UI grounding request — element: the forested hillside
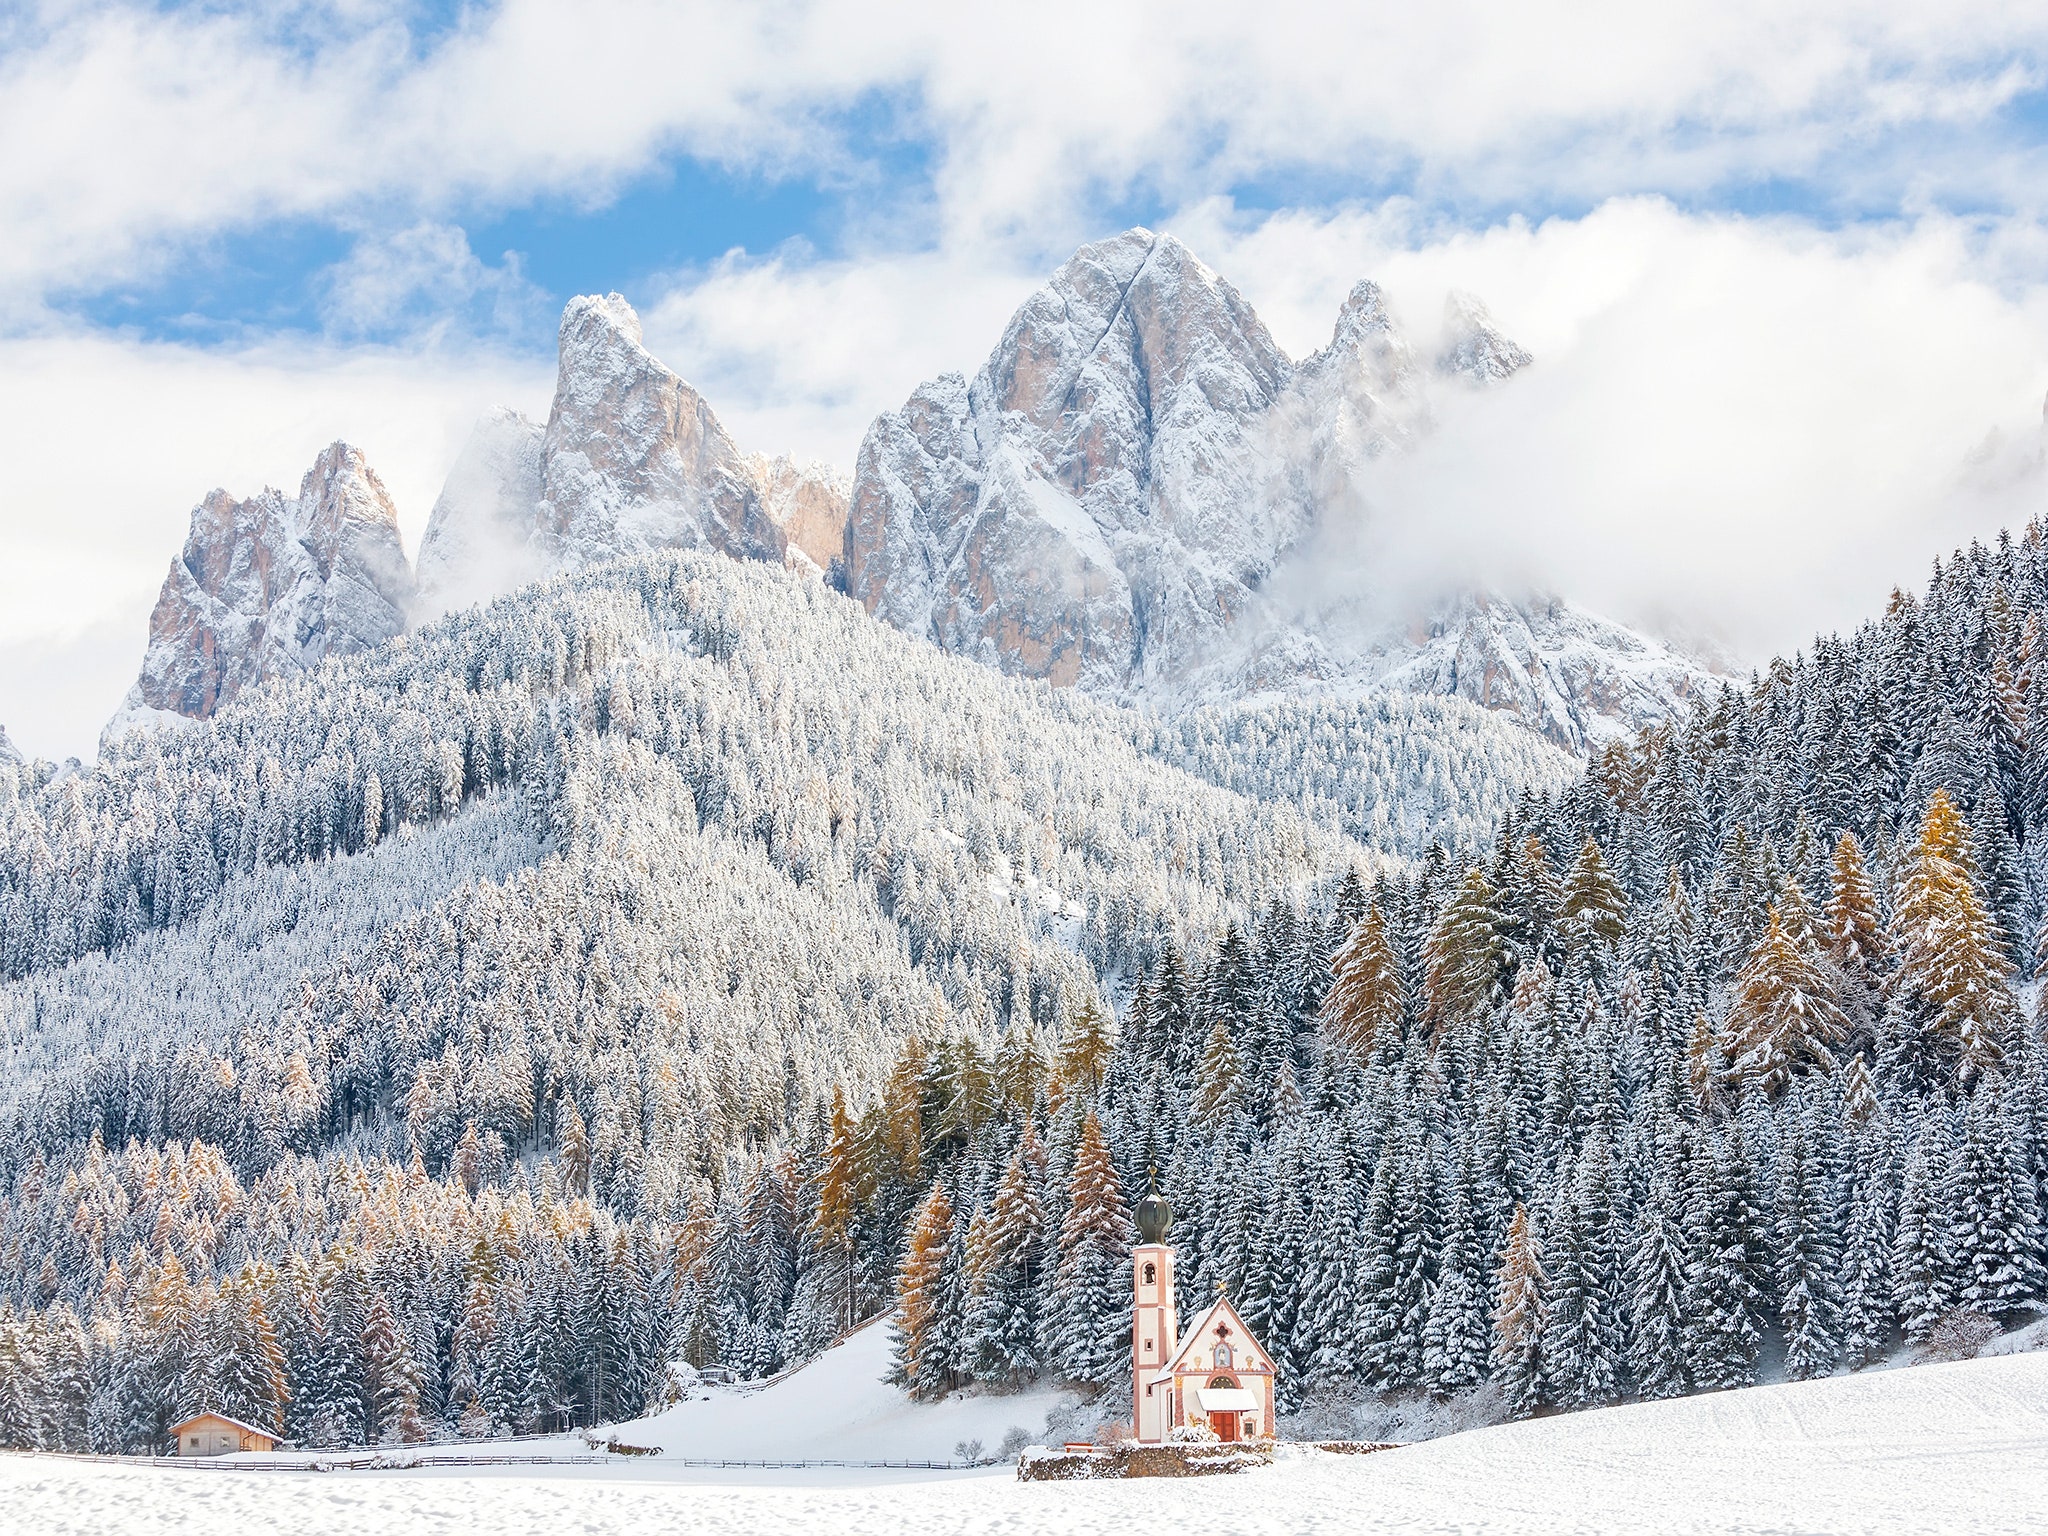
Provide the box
[0,550,1471,1451]
[2,523,2043,1454]
[883,528,2048,1418]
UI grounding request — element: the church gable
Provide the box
[1162,1295,1270,1378]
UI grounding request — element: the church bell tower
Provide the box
[1131,1168,1177,1443]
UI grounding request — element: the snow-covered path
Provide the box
[6,1350,2047,1536]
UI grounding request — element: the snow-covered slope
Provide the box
[107,441,412,738]
[7,1344,2045,1535]
[1193,590,1712,750]
[414,297,851,614]
[607,1317,1074,1462]
[844,229,1714,749]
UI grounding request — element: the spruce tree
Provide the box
[1891,1111,1959,1342]
[1625,1174,1691,1400]
[1774,1123,1842,1380]
[1540,1137,1624,1409]
[1685,1133,1767,1389]
[1951,1088,2045,1314]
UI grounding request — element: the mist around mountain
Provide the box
[106,231,1714,759]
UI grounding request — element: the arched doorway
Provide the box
[1206,1373,1243,1442]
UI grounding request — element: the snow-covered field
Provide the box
[533,1315,1078,1463]
[7,1346,2048,1535]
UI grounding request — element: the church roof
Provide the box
[1159,1293,1271,1376]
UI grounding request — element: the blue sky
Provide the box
[9,0,2048,757]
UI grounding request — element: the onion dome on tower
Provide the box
[1135,1166,1172,1244]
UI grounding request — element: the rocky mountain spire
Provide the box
[414,294,851,615]
[842,228,1710,749]
[846,228,1296,695]
[1438,291,1534,383]
[0,724,19,767]
[108,442,413,737]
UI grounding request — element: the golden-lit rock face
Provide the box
[119,443,412,732]
[842,229,1714,751]
[414,295,850,612]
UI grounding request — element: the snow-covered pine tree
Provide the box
[1540,1135,1624,1408]
[1950,1086,2045,1315]
[1049,1113,1133,1392]
[1891,1107,1959,1343]
[1684,1131,1767,1390]
[1773,1120,1842,1380]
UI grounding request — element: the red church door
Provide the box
[1214,1411,1240,1443]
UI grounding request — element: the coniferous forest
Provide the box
[3,525,2048,1450]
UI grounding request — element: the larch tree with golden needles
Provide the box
[1055,996,1115,1107]
[1492,1203,1546,1419]
[1423,866,1506,1036]
[1320,902,1405,1060]
[1559,836,1629,950]
[813,1087,863,1331]
[1723,906,1852,1097]
[889,1180,955,1401]
[1888,789,2018,1079]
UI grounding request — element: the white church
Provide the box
[1130,1172,1277,1443]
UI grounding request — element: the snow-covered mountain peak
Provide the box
[845,232,1714,749]
[0,724,18,767]
[414,294,854,615]
[107,440,413,741]
[1438,290,1534,384]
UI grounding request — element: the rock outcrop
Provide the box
[844,228,1711,749]
[415,295,851,614]
[109,443,413,737]
[0,725,19,767]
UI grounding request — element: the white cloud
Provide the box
[1173,200,2048,666]
[636,244,1045,464]
[6,1,2048,314]
[0,325,550,756]
[317,222,547,339]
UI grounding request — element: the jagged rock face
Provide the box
[845,228,1712,749]
[749,453,853,575]
[114,443,413,732]
[848,230,1299,693]
[416,295,851,614]
[537,294,788,569]
[0,725,18,767]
